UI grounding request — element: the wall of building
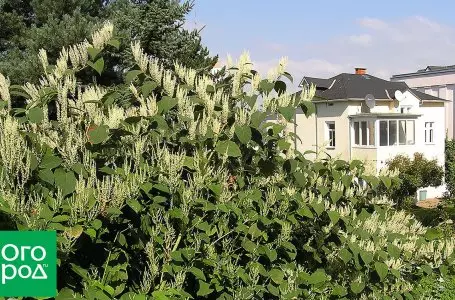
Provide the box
[375,101,446,199]
[391,73,455,139]
[315,101,352,161]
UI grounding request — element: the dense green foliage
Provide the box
[386,153,444,206]
[0,0,216,85]
[445,139,455,198]
[0,24,454,299]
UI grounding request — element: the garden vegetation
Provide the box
[0,22,453,299]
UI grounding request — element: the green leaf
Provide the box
[307,269,328,285]
[38,169,54,185]
[327,211,340,224]
[375,262,388,281]
[51,215,70,223]
[387,244,401,259]
[380,176,392,189]
[425,228,443,240]
[282,72,293,82]
[99,166,116,175]
[151,291,169,300]
[40,154,62,169]
[126,198,142,213]
[87,125,109,144]
[332,285,347,297]
[215,140,241,157]
[269,268,284,284]
[189,267,206,281]
[235,125,252,144]
[28,107,44,123]
[248,223,262,239]
[300,101,315,117]
[126,70,143,84]
[197,280,213,297]
[360,250,373,265]
[330,190,343,203]
[310,201,324,216]
[259,80,275,93]
[87,47,101,60]
[157,96,178,114]
[141,81,158,98]
[339,248,352,264]
[293,172,306,187]
[274,80,287,95]
[244,95,257,108]
[278,106,295,122]
[297,205,314,219]
[88,57,104,75]
[350,281,365,294]
[107,39,120,50]
[241,239,257,253]
[54,169,77,196]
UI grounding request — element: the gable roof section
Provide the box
[297,73,446,102]
[300,76,332,89]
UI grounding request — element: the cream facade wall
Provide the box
[295,95,446,199]
[391,72,455,139]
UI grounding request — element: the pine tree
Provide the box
[0,0,217,84]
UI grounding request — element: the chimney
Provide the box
[355,67,367,75]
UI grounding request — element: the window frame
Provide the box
[326,121,336,148]
[378,119,415,147]
[425,122,434,144]
[352,120,375,147]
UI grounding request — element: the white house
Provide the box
[391,65,455,139]
[293,68,448,200]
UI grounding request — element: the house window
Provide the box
[353,120,375,146]
[379,119,415,146]
[326,122,335,148]
[425,122,434,143]
[380,121,388,146]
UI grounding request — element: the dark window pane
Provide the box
[361,121,367,145]
[399,120,406,145]
[380,121,388,146]
[354,122,359,145]
[389,120,397,146]
[368,121,375,146]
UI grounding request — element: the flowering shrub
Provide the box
[386,153,444,207]
[0,23,453,299]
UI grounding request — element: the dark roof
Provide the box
[300,77,332,89]
[410,89,445,101]
[417,65,455,72]
[297,73,446,102]
[391,65,455,79]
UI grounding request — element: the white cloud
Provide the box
[358,17,388,30]
[205,15,455,87]
[348,34,373,46]
[281,16,455,80]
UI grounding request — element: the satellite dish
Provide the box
[395,90,405,102]
[365,94,376,109]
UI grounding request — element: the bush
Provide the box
[445,139,455,198]
[387,153,444,206]
[0,23,454,299]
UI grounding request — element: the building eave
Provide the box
[391,68,455,79]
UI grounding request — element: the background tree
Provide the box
[0,0,217,85]
[445,139,455,198]
[387,152,444,206]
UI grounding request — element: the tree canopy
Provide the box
[0,0,217,84]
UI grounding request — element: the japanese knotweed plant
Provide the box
[0,22,453,300]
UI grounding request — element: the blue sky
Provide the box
[187,0,455,81]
